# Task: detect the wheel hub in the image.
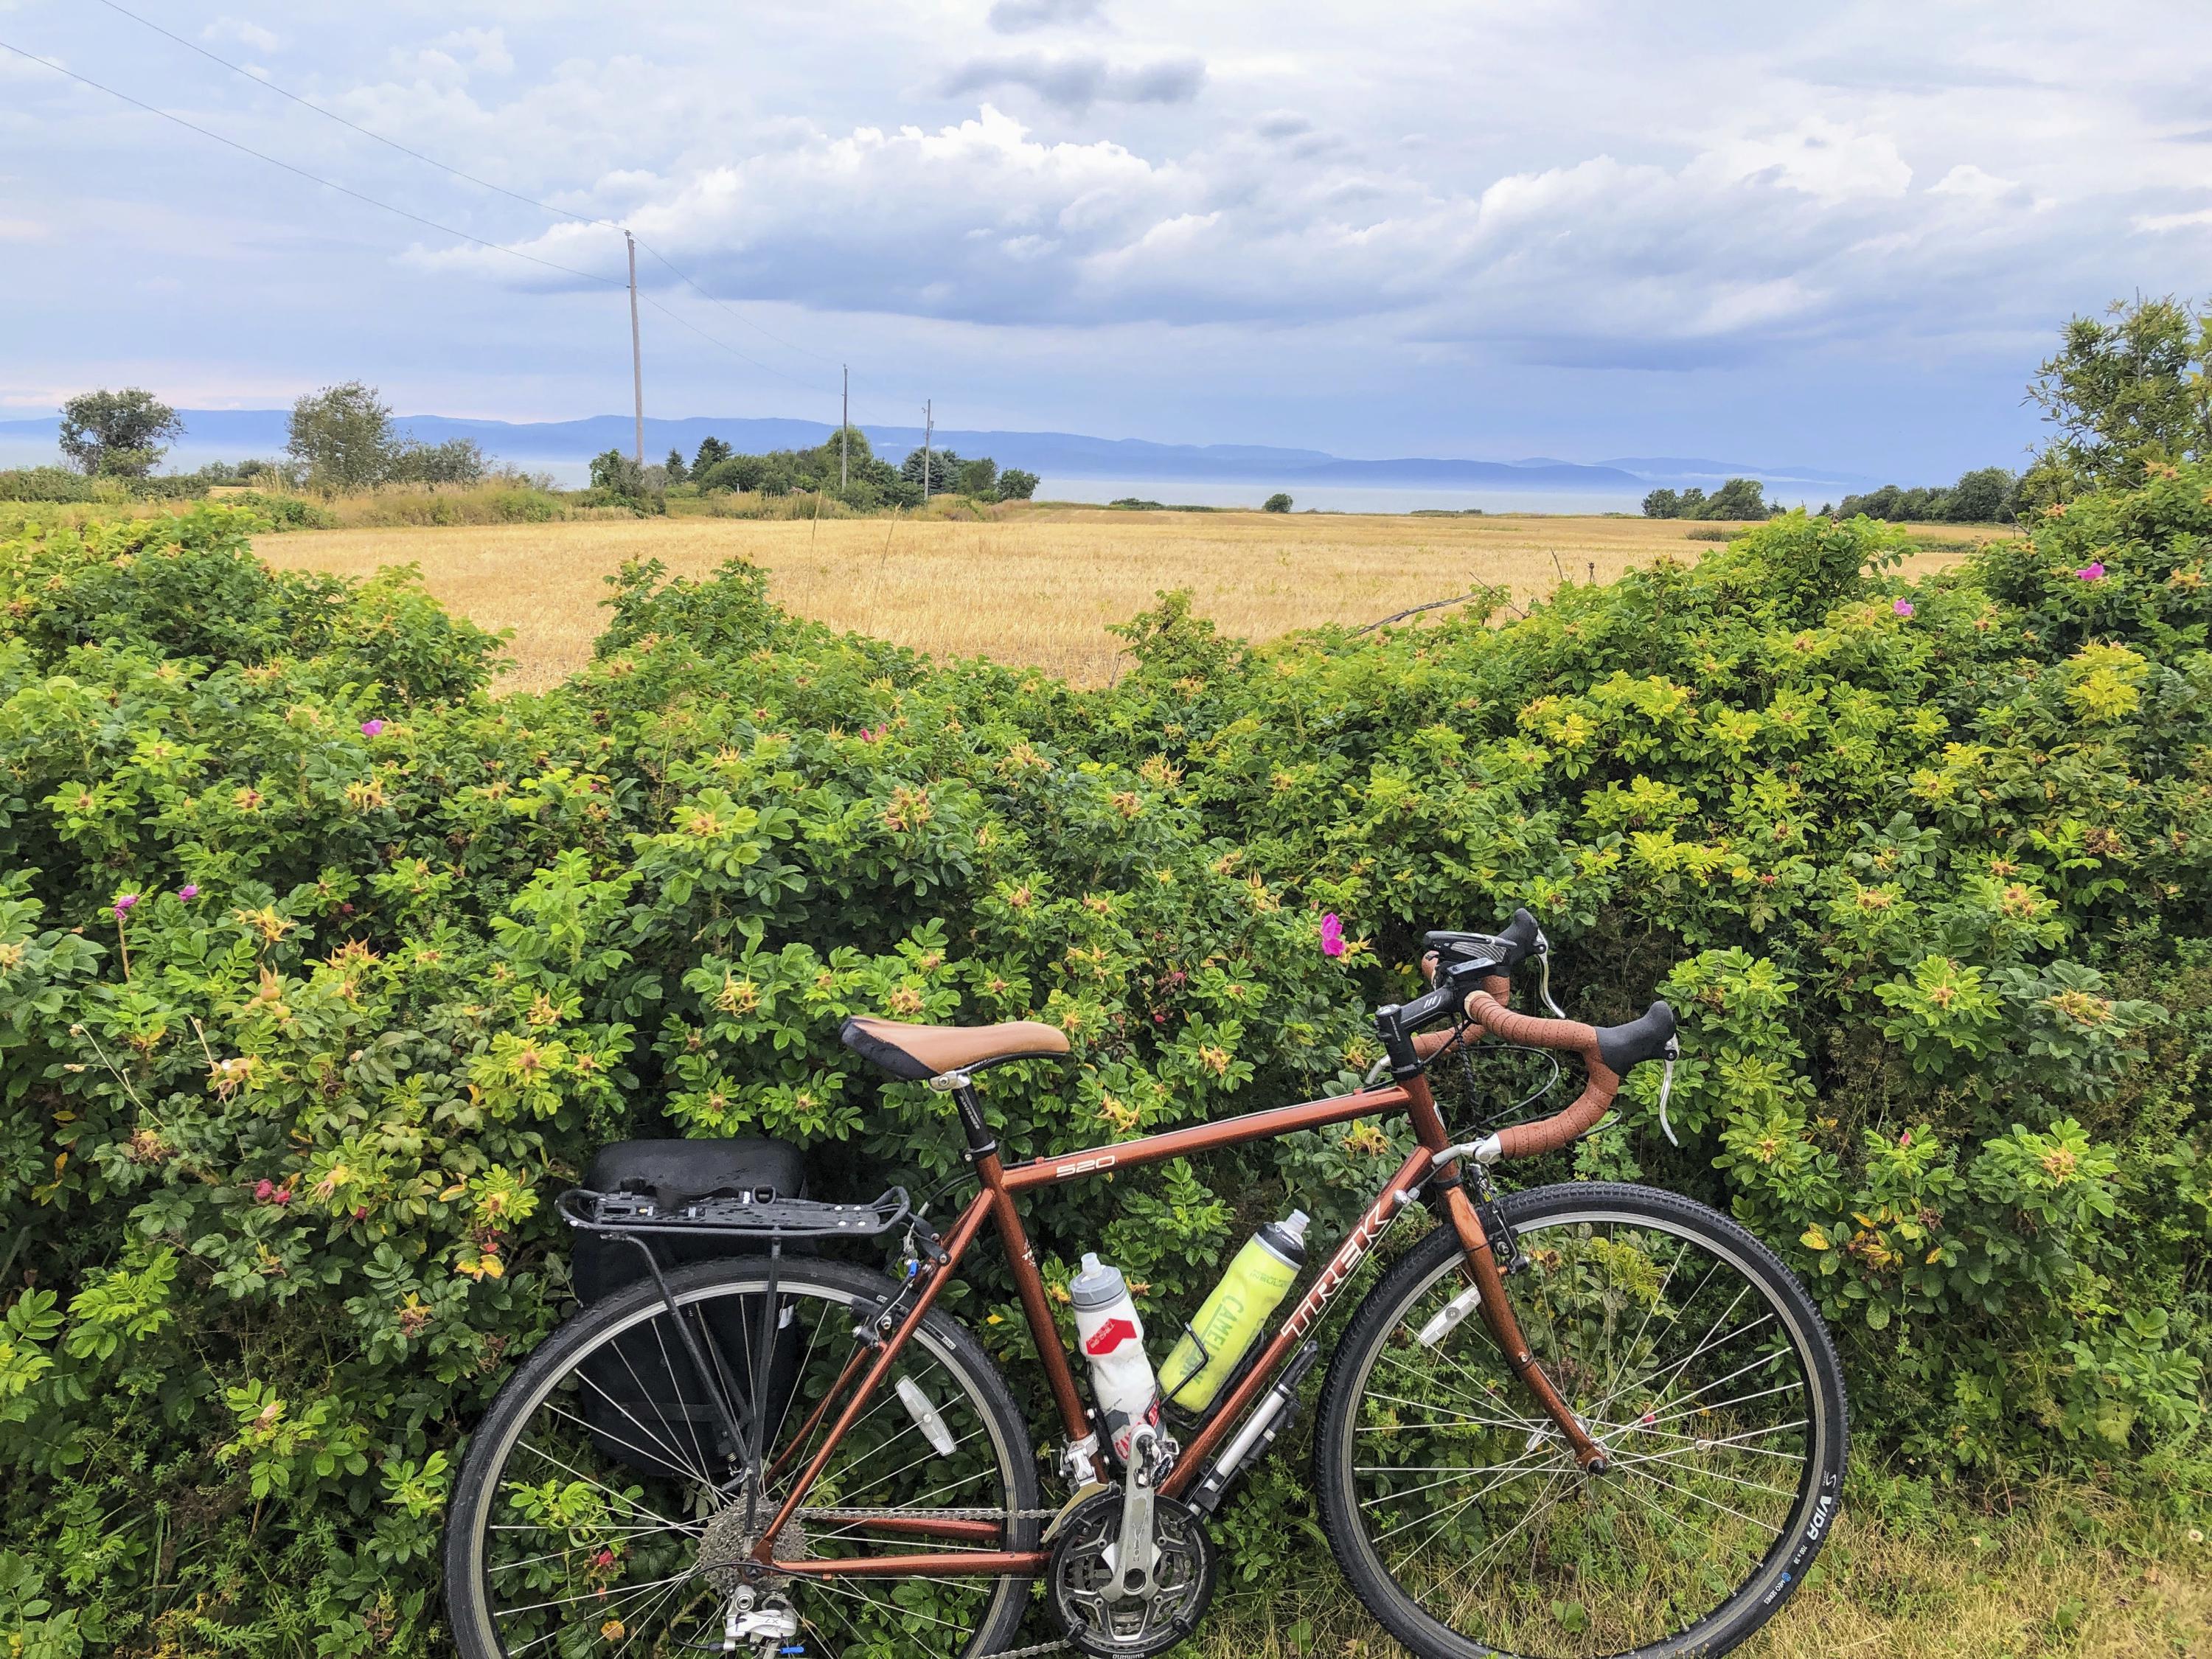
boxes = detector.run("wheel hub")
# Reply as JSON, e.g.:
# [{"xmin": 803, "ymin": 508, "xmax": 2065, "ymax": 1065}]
[{"xmin": 696, "ymin": 1502, "xmax": 809, "ymax": 1593}]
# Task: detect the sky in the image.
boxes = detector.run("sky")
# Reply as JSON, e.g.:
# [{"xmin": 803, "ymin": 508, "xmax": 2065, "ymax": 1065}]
[{"xmin": 2, "ymin": 1, "xmax": 2210, "ymax": 478}]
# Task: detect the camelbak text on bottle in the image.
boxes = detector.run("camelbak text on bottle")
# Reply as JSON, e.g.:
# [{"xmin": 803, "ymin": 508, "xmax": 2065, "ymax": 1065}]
[{"xmin": 1158, "ymin": 1211, "xmax": 1310, "ymax": 1416}]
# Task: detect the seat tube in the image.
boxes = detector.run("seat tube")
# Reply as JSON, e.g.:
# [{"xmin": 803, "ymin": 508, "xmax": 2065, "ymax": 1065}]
[
  {"xmin": 977, "ymin": 1150, "xmax": 1091, "ymax": 1441},
  {"xmin": 945, "ymin": 1077, "xmax": 1091, "ymax": 1441}
]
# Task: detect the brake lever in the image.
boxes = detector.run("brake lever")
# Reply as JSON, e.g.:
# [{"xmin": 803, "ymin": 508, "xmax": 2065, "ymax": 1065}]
[
  {"xmin": 1656, "ymin": 1040, "xmax": 1680, "ymax": 1147},
  {"xmin": 1534, "ymin": 941, "xmax": 1566, "ymax": 1020}
]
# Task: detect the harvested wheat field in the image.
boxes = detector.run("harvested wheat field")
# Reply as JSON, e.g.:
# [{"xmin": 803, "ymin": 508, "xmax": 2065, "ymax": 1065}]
[{"xmin": 258, "ymin": 507, "xmax": 1993, "ymax": 692}]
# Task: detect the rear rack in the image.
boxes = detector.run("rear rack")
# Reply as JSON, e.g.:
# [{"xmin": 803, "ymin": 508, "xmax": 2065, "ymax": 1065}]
[{"xmin": 556, "ymin": 1185, "xmax": 911, "ymax": 1241}]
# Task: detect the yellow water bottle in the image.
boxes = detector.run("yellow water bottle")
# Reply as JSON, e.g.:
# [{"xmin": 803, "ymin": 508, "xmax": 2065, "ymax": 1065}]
[{"xmin": 1159, "ymin": 1211, "xmax": 1310, "ymax": 1416}]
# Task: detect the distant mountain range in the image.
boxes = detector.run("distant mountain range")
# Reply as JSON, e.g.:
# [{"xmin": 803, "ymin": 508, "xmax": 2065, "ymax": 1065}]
[{"xmin": 0, "ymin": 409, "xmax": 1880, "ymax": 495}]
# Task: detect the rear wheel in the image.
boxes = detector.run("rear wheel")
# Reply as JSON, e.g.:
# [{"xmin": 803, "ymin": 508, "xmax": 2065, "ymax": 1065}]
[
  {"xmin": 1314, "ymin": 1182, "xmax": 1847, "ymax": 1659},
  {"xmin": 445, "ymin": 1256, "xmax": 1040, "ymax": 1659}
]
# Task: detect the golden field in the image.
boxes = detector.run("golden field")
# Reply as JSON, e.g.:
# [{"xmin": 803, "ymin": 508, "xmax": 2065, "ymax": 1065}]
[{"xmin": 257, "ymin": 507, "xmax": 1997, "ymax": 692}]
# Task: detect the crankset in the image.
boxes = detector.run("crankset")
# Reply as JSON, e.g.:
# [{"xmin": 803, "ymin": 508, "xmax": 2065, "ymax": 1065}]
[{"xmin": 1047, "ymin": 1487, "xmax": 1217, "ymax": 1658}]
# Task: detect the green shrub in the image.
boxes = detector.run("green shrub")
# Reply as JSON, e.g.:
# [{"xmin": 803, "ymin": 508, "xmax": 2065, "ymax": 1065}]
[
  {"xmin": 229, "ymin": 490, "xmax": 336, "ymax": 531},
  {"xmin": 0, "ymin": 467, "xmax": 108, "ymax": 504},
  {"xmin": 1, "ymin": 473, "xmax": 2208, "ymax": 1652}
]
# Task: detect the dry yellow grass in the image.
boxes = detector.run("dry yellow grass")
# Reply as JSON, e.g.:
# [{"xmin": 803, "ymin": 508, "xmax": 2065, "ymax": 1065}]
[{"xmin": 257, "ymin": 508, "xmax": 1994, "ymax": 693}]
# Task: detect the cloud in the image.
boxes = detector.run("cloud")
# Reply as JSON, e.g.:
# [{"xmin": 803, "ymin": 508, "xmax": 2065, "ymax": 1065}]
[
  {"xmin": 987, "ymin": 0, "xmax": 1106, "ymax": 34},
  {"xmin": 428, "ymin": 104, "xmax": 2062, "ymax": 369},
  {"xmin": 2132, "ymin": 206, "xmax": 2212, "ymax": 232},
  {"xmin": 1695, "ymin": 117, "xmax": 1911, "ymax": 204},
  {"xmin": 203, "ymin": 17, "xmax": 279, "ymax": 54},
  {"xmin": 942, "ymin": 51, "xmax": 1205, "ymax": 111},
  {"xmin": 434, "ymin": 28, "xmax": 513, "ymax": 74},
  {"xmin": 1929, "ymin": 163, "xmax": 2024, "ymax": 202}
]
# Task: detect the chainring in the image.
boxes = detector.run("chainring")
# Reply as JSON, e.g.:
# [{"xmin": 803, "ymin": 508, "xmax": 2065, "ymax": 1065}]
[{"xmin": 1047, "ymin": 1489, "xmax": 1217, "ymax": 1658}]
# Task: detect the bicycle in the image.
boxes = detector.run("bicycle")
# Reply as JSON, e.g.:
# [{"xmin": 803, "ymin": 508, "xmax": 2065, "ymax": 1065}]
[{"xmin": 444, "ymin": 909, "xmax": 1848, "ymax": 1659}]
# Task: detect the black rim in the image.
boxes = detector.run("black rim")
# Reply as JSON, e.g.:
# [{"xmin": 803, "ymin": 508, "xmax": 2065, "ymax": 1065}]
[
  {"xmin": 454, "ymin": 1269, "xmax": 1032, "ymax": 1659},
  {"xmin": 1337, "ymin": 1198, "xmax": 1837, "ymax": 1659}
]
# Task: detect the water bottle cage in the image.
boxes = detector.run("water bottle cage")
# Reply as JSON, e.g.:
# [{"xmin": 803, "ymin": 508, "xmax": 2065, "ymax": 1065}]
[{"xmin": 1158, "ymin": 1324, "xmax": 1217, "ymax": 1416}]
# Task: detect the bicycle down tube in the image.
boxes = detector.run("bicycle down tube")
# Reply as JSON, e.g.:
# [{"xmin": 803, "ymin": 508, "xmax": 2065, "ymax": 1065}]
[{"xmin": 755, "ymin": 1065, "xmax": 1596, "ymax": 1579}]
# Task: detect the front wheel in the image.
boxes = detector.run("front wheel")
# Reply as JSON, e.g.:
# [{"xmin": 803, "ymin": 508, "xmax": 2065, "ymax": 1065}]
[{"xmin": 1314, "ymin": 1182, "xmax": 1848, "ymax": 1659}]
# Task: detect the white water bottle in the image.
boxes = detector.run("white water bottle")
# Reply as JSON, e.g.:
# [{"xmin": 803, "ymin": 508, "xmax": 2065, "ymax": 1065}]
[{"xmin": 1069, "ymin": 1253, "xmax": 1161, "ymax": 1463}]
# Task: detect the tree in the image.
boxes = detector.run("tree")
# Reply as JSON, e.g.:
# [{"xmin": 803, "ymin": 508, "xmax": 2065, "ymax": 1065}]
[
  {"xmin": 956, "ymin": 457, "xmax": 998, "ymax": 498},
  {"xmin": 693, "ymin": 436, "xmax": 732, "ymax": 474},
  {"xmin": 2024, "ymin": 294, "xmax": 2212, "ymax": 506},
  {"xmin": 1263, "ymin": 493, "xmax": 1293, "ymax": 513},
  {"xmin": 901, "ymin": 447, "xmax": 965, "ymax": 497},
  {"xmin": 1944, "ymin": 467, "xmax": 2017, "ymax": 524},
  {"xmin": 59, "ymin": 388, "xmax": 182, "ymax": 478},
  {"xmin": 288, "ymin": 383, "xmax": 397, "ymax": 494},
  {"xmin": 665, "ymin": 448, "xmax": 689, "ymax": 483},
  {"xmin": 1641, "ymin": 487, "xmax": 1682, "ymax": 519},
  {"xmin": 996, "ymin": 468, "xmax": 1040, "ymax": 502},
  {"xmin": 1675, "ymin": 486, "xmax": 1708, "ymax": 518},
  {"xmin": 588, "ymin": 449, "xmax": 650, "ymax": 503},
  {"xmin": 1703, "ymin": 476, "xmax": 1770, "ymax": 520},
  {"xmin": 385, "ymin": 437, "xmax": 487, "ymax": 488}
]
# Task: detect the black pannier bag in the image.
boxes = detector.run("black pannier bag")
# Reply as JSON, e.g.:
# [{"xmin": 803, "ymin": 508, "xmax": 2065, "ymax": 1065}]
[{"xmin": 572, "ymin": 1138, "xmax": 810, "ymax": 1484}]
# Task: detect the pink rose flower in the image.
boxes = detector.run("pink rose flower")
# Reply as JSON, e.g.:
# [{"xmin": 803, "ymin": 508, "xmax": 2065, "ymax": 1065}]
[
  {"xmin": 1893, "ymin": 599, "xmax": 1914, "ymax": 617},
  {"xmin": 1320, "ymin": 913, "xmax": 1346, "ymax": 958},
  {"xmin": 178, "ymin": 884, "xmax": 200, "ymax": 902},
  {"xmin": 254, "ymin": 1178, "xmax": 275, "ymax": 1202},
  {"xmin": 2075, "ymin": 562, "xmax": 2106, "ymax": 581},
  {"xmin": 112, "ymin": 894, "xmax": 138, "ymax": 917},
  {"xmin": 361, "ymin": 719, "xmax": 385, "ymax": 736}
]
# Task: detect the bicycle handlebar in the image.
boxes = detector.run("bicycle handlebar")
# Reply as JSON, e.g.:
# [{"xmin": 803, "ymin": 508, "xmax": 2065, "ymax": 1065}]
[
  {"xmin": 1458, "ymin": 990, "xmax": 1676, "ymax": 1158},
  {"xmin": 1390, "ymin": 908, "xmax": 1680, "ymax": 1157}
]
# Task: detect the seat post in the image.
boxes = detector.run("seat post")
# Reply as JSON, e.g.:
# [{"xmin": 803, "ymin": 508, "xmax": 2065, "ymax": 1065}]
[{"xmin": 928, "ymin": 1071, "xmax": 998, "ymax": 1161}]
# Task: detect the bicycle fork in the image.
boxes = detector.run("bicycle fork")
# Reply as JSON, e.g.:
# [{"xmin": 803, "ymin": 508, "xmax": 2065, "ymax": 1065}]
[
  {"xmin": 1436, "ymin": 1178, "xmax": 1609, "ymax": 1473},
  {"xmin": 1398, "ymin": 1065, "xmax": 1610, "ymax": 1475}
]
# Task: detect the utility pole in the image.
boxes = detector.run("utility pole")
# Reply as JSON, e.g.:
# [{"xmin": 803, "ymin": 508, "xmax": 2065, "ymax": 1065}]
[
  {"xmin": 841, "ymin": 365, "xmax": 849, "ymax": 492},
  {"xmin": 626, "ymin": 231, "xmax": 643, "ymax": 465},
  {"xmin": 922, "ymin": 400, "xmax": 933, "ymax": 504}
]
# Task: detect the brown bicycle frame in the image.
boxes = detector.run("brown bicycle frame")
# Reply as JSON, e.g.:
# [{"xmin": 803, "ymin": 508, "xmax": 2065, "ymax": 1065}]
[{"xmin": 757, "ymin": 1067, "xmax": 1597, "ymax": 1580}]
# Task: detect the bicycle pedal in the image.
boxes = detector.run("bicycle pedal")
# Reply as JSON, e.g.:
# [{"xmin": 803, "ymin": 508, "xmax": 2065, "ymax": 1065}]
[{"xmin": 1040, "ymin": 1481, "xmax": 1111, "ymax": 1543}]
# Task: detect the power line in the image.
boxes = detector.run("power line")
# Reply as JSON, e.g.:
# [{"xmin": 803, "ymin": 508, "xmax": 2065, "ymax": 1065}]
[
  {"xmin": 1, "ymin": 35, "xmax": 834, "ymax": 397},
  {"xmin": 632, "ymin": 240, "xmax": 839, "ymax": 367},
  {"xmin": 0, "ymin": 37, "xmax": 622, "ymax": 290},
  {"xmin": 88, "ymin": 0, "xmax": 609, "ymax": 230},
  {"xmin": 91, "ymin": 0, "xmax": 841, "ymax": 371}
]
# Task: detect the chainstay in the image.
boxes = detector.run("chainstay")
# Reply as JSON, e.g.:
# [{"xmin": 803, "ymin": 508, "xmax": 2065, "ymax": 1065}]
[{"xmin": 788, "ymin": 1505, "xmax": 1068, "ymax": 1657}]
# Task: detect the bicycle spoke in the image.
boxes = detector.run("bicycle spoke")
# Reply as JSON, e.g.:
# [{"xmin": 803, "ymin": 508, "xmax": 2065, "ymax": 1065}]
[
  {"xmin": 459, "ymin": 1272, "xmax": 1026, "ymax": 1659},
  {"xmin": 1342, "ymin": 1205, "xmax": 1835, "ymax": 1659}
]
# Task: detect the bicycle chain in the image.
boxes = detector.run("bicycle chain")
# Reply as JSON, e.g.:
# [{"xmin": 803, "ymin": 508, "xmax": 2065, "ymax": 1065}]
[{"xmin": 797, "ymin": 1506, "xmax": 1061, "ymax": 1522}]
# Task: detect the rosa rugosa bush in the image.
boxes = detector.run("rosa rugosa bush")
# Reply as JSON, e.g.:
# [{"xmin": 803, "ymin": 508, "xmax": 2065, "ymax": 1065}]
[{"xmin": 0, "ymin": 473, "xmax": 2207, "ymax": 1653}]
